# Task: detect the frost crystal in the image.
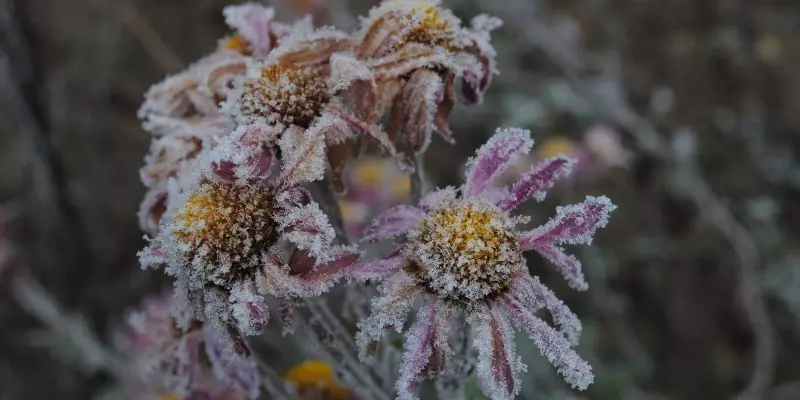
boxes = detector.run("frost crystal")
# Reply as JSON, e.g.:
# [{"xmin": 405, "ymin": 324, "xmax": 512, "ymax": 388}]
[{"xmin": 355, "ymin": 127, "xmax": 615, "ymax": 399}]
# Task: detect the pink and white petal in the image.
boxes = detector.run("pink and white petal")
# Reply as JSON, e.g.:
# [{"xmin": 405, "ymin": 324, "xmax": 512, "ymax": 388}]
[
  {"xmin": 468, "ymin": 304, "xmax": 523, "ymax": 400},
  {"xmin": 432, "ymin": 71, "xmax": 457, "ymax": 144},
  {"xmin": 518, "ymin": 195, "xmax": 617, "ymax": 249},
  {"xmin": 355, "ymin": 272, "xmax": 424, "ymax": 359},
  {"xmin": 223, "ymin": 3, "xmax": 278, "ymax": 57},
  {"xmin": 362, "ymin": 205, "xmax": 425, "ymax": 242},
  {"xmin": 419, "ymin": 187, "xmax": 458, "ymax": 210},
  {"xmin": 229, "ymin": 280, "xmax": 269, "ymax": 336},
  {"xmin": 531, "ymin": 243, "xmax": 587, "ymax": 291},
  {"xmin": 296, "ymin": 248, "xmax": 361, "ymax": 290},
  {"xmin": 508, "ymin": 275, "xmax": 582, "ymax": 346},
  {"xmin": 274, "ymin": 201, "xmax": 336, "ymax": 259},
  {"xmin": 464, "ymin": 128, "xmax": 533, "ymax": 198},
  {"xmin": 345, "ymin": 257, "xmax": 408, "ymax": 282},
  {"xmin": 501, "ymin": 296, "xmax": 594, "ymax": 390},
  {"xmin": 138, "ymin": 242, "xmax": 167, "ymax": 269},
  {"xmin": 497, "ymin": 156, "xmax": 575, "ymax": 211},
  {"xmin": 396, "ymin": 299, "xmax": 452, "ymax": 400},
  {"xmin": 204, "ymin": 329, "xmax": 262, "ymax": 399}
]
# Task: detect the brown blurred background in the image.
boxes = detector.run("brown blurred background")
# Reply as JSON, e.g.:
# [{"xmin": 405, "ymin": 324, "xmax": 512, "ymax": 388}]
[{"xmin": 2, "ymin": 0, "xmax": 800, "ymax": 398}]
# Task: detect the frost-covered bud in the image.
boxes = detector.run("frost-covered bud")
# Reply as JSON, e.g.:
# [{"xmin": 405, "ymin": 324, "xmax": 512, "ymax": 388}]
[{"xmin": 349, "ymin": 127, "xmax": 616, "ymax": 400}]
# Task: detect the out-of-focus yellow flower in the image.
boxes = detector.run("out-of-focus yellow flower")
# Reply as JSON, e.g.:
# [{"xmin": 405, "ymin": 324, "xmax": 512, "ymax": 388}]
[
  {"xmin": 352, "ymin": 159, "xmax": 387, "ymax": 189},
  {"xmin": 158, "ymin": 395, "xmax": 180, "ymax": 400},
  {"xmin": 390, "ymin": 176, "xmax": 411, "ymax": 200},
  {"xmin": 284, "ymin": 360, "xmax": 351, "ymax": 400},
  {"xmin": 338, "ymin": 200, "xmax": 357, "ymax": 223},
  {"xmin": 536, "ymin": 136, "xmax": 577, "ymax": 160}
]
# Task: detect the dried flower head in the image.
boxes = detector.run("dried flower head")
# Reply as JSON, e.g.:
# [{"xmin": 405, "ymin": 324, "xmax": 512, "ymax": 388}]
[
  {"xmin": 122, "ymin": 294, "xmax": 260, "ymax": 399},
  {"xmin": 347, "ymin": 127, "xmax": 616, "ymax": 400},
  {"xmin": 353, "ymin": 0, "xmax": 502, "ymax": 155},
  {"xmin": 137, "ymin": 4, "xmax": 293, "ymax": 233}
]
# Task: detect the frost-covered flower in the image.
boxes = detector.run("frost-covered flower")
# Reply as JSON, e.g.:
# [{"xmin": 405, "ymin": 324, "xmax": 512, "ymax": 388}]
[
  {"xmin": 139, "ymin": 134, "xmax": 360, "ymax": 351},
  {"xmin": 137, "ymin": 4, "xmax": 294, "ymax": 233},
  {"xmin": 347, "ymin": 128, "xmax": 616, "ymax": 400},
  {"xmin": 225, "ymin": 21, "xmax": 414, "ymax": 193},
  {"xmin": 122, "ymin": 294, "xmax": 260, "ymax": 399},
  {"xmin": 353, "ymin": 0, "xmax": 501, "ymax": 155}
]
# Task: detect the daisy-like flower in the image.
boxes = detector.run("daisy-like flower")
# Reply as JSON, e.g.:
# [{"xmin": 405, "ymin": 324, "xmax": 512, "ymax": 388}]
[
  {"xmin": 352, "ymin": 0, "xmax": 501, "ymax": 155},
  {"xmin": 139, "ymin": 129, "xmax": 360, "ymax": 352},
  {"xmin": 347, "ymin": 128, "xmax": 616, "ymax": 400},
  {"xmin": 137, "ymin": 3, "xmax": 294, "ymax": 233},
  {"xmin": 225, "ymin": 21, "xmax": 414, "ymax": 193},
  {"xmin": 122, "ymin": 294, "xmax": 260, "ymax": 399}
]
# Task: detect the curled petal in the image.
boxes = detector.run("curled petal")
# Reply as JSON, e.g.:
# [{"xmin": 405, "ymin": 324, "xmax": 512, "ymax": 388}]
[
  {"xmin": 222, "ymin": 3, "xmax": 278, "ymax": 57},
  {"xmin": 274, "ymin": 201, "xmax": 336, "ymax": 259},
  {"xmin": 432, "ymin": 71, "xmax": 457, "ymax": 143},
  {"xmin": 501, "ymin": 296, "xmax": 594, "ymax": 390},
  {"xmin": 356, "ymin": 12, "xmax": 411, "ymax": 59},
  {"xmin": 273, "ymin": 29, "xmax": 352, "ymax": 67},
  {"xmin": 138, "ymin": 242, "xmax": 167, "ymax": 269},
  {"xmin": 519, "ymin": 195, "xmax": 616, "ymax": 248},
  {"xmin": 362, "ymin": 205, "xmax": 425, "ymax": 242},
  {"xmin": 468, "ymin": 304, "xmax": 522, "ymax": 400},
  {"xmin": 388, "ymin": 69, "xmax": 443, "ymax": 154},
  {"xmin": 229, "ymin": 280, "xmax": 269, "ymax": 336},
  {"xmin": 498, "ymin": 156, "xmax": 575, "ymax": 211},
  {"xmin": 396, "ymin": 299, "xmax": 452, "ymax": 400},
  {"xmin": 138, "ymin": 190, "xmax": 168, "ymax": 234},
  {"xmin": 508, "ymin": 275, "xmax": 582, "ymax": 346},
  {"xmin": 336, "ymin": 110, "xmax": 413, "ymax": 172},
  {"xmin": 369, "ymin": 44, "xmax": 450, "ymax": 81},
  {"xmin": 345, "ymin": 258, "xmax": 408, "ymax": 282},
  {"xmin": 464, "ymin": 127, "xmax": 533, "ymax": 197}
]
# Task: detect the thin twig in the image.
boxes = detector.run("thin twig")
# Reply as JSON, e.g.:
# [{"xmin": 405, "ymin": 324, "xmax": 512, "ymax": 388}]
[{"xmin": 477, "ymin": 1, "xmax": 775, "ymax": 397}]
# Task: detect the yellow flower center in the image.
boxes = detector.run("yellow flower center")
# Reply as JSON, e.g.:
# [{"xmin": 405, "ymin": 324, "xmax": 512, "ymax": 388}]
[
  {"xmin": 170, "ymin": 180, "xmax": 275, "ymax": 286},
  {"xmin": 408, "ymin": 201, "xmax": 523, "ymax": 302},
  {"xmin": 240, "ymin": 64, "xmax": 328, "ymax": 128}
]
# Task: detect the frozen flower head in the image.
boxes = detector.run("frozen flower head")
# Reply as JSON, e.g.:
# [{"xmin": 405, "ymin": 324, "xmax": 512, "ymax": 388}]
[
  {"xmin": 353, "ymin": 0, "xmax": 502, "ymax": 154},
  {"xmin": 347, "ymin": 128, "xmax": 616, "ymax": 400},
  {"xmin": 136, "ymin": 4, "xmax": 295, "ymax": 233},
  {"xmin": 122, "ymin": 294, "xmax": 260, "ymax": 399},
  {"xmin": 140, "ymin": 136, "xmax": 360, "ymax": 351}
]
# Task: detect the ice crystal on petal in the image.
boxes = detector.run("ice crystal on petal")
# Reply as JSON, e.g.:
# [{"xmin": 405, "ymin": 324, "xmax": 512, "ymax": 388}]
[
  {"xmin": 498, "ymin": 156, "xmax": 575, "ymax": 211},
  {"xmin": 469, "ymin": 305, "xmax": 523, "ymax": 400},
  {"xmin": 362, "ymin": 205, "xmax": 425, "ymax": 243},
  {"xmin": 229, "ymin": 280, "xmax": 269, "ymax": 335},
  {"xmin": 274, "ymin": 201, "xmax": 335, "ymax": 259},
  {"xmin": 464, "ymin": 127, "xmax": 534, "ymax": 197},
  {"xmin": 396, "ymin": 299, "xmax": 453, "ymax": 400}
]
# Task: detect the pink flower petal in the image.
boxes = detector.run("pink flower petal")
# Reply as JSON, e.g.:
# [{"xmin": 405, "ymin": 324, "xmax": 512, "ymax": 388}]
[
  {"xmin": 223, "ymin": 4, "xmax": 279, "ymax": 57},
  {"xmin": 498, "ymin": 156, "xmax": 575, "ymax": 211},
  {"xmin": 362, "ymin": 205, "xmax": 425, "ymax": 242},
  {"xmin": 501, "ymin": 296, "xmax": 594, "ymax": 390},
  {"xmin": 298, "ymin": 249, "xmax": 361, "ymax": 286},
  {"xmin": 204, "ymin": 329, "xmax": 262, "ymax": 399},
  {"xmin": 468, "ymin": 304, "xmax": 521, "ymax": 400},
  {"xmin": 228, "ymin": 280, "xmax": 269, "ymax": 336},
  {"xmin": 396, "ymin": 299, "xmax": 450, "ymax": 400},
  {"xmin": 345, "ymin": 257, "xmax": 408, "ymax": 282},
  {"xmin": 507, "ymin": 275, "xmax": 582, "ymax": 346},
  {"xmin": 464, "ymin": 128, "xmax": 533, "ymax": 198}
]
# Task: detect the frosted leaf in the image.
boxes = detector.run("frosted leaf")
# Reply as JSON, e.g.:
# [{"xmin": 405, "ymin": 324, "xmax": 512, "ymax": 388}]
[
  {"xmin": 346, "ymin": 257, "xmax": 408, "ymax": 282},
  {"xmin": 502, "ymin": 296, "xmax": 594, "ymax": 390},
  {"xmin": 518, "ymin": 195, "xmax": 616, "ymax": 291},
  {"xmin": 229, "ymin": 280, "xmax": 269, "ymax": 336},
  {"xmin": 204, "ymin": 329, "xmax": 261, "ymax": 399},
  {"xmin": 222, "ymin": 3, "xmax": 277, "ymax": 57},
  {"xmin": 387, "ymin": 68, "xmax": 444, "ymax": 154},
  {"xmin": 274, "ymin": 201, "xmax": 335, "ymax": 259},
  {"xmin": 356, "ymin": 272, "xmax": 424, "ymax": 359},
  {"xmin": 498, "ymin": 156, "xmax": 575, "ymax": 211},
  {"xmin": 362, "ymin": 205, "xmax": 425, "ymax": 242},
  {"xmin": 278, "ymin": 125, "xmax": 327, "ymax": 184},
  {"xmin": 464, "ymin": 128, "xmax": 533, "ymax": 197},
  {"xmin": 396, "ymin": 299, "xmax": 453, "ymax": 400},
  {"xmin": 468, "ymin": 305, "xmax": 523, "ymax": 400},
  {"xmin": 508, "ymin": 275, "xmax": 582, "ymax": 346}
]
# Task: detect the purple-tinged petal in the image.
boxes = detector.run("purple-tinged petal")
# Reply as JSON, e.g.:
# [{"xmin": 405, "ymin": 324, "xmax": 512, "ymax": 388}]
[
  {"xmin": 297, "ymin": 249, "xmax": 361, "ymax": 287},
  {"xmin": 468, "ymin": 304, "xmax": 522, "ymax": 400},
  {"xmin": 362, "ymin": 205, "xmax": 425, "ymax": 242},
  {"xmin": 346, "ymin": 258, "xmax": 408, "ymax": 282},
  {"xmin": 229, "ymin": 280, "xmax": 269, "ymax": 336},
  {"xmin": 464, "ymin": 128, "xmax": 533, "ymax": 198},
  {"xmin": 419, "ymin": 187, "xmax": 458, "ymax": 210},
  {"xmin": 498, "ymin": 156, "xmax": 575, "ymax": 211},
  {"xmin": 501, "ymin": 296, "xmax": 594, "ymax": 390},
  {"xmin": 517, "ymin": 196, "xmax": 616, "ymax": 291},
  {"xmin": 356, "ymin": 272, "xmax": 423, "ymax": 359},
  {"xmin": 204, "ymin": 328, "xmax": 262, "ymax": 399},
  {"xmin": 507, "ymin": 275, "xmax": 582, "ymax": 346},
  {"xmin": 396, "ymin": 299, "xmax": 452, "ymax": 400},
  {"xmin": 138, "ymin": 242, "xmax": 167, "ymax": 269},
  {"xmin": 223, "ymin": 3, "xmax": 278, "ymax": 57}
]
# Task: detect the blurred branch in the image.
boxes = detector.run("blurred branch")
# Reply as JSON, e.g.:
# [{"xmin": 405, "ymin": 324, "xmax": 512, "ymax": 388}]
[{"xmin": 477, "ymin": 1, "xmax": 776, "ymax": 397}]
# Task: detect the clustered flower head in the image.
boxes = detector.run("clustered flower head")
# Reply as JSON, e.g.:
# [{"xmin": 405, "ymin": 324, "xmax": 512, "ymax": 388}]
[
  {"xmin": 135, "ymin": 2, "xmax": 616, "ymax": 400},
  {"xmin": 348, "ymin": 128, "xmax": 615, "ymax": 400}
]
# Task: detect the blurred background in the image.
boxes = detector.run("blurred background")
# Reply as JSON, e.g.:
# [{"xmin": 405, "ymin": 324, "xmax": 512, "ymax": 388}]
[{"xmin": 2, "ymin": 0, "xmax": 800, "ymax": 398}]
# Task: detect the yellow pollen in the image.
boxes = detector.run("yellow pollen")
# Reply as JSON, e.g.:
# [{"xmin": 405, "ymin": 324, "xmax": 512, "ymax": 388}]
[
  {"xmin": 397, "ymin": 2, "xmax": 457, "ymax": 51},
  {"xmin": 171, "ymin": 180, "xmax": 275, "ymax": 285},
  {"xmin": 220, "ymin": 33, "xmax": 252, "ymax": 55},
  {"xmin": 241, "ymin": 64, "xmax": 328, "ymax": 128},
  {"xmin": 411, "ymin": 202, "xmax": 522, "ymax": 301}
]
